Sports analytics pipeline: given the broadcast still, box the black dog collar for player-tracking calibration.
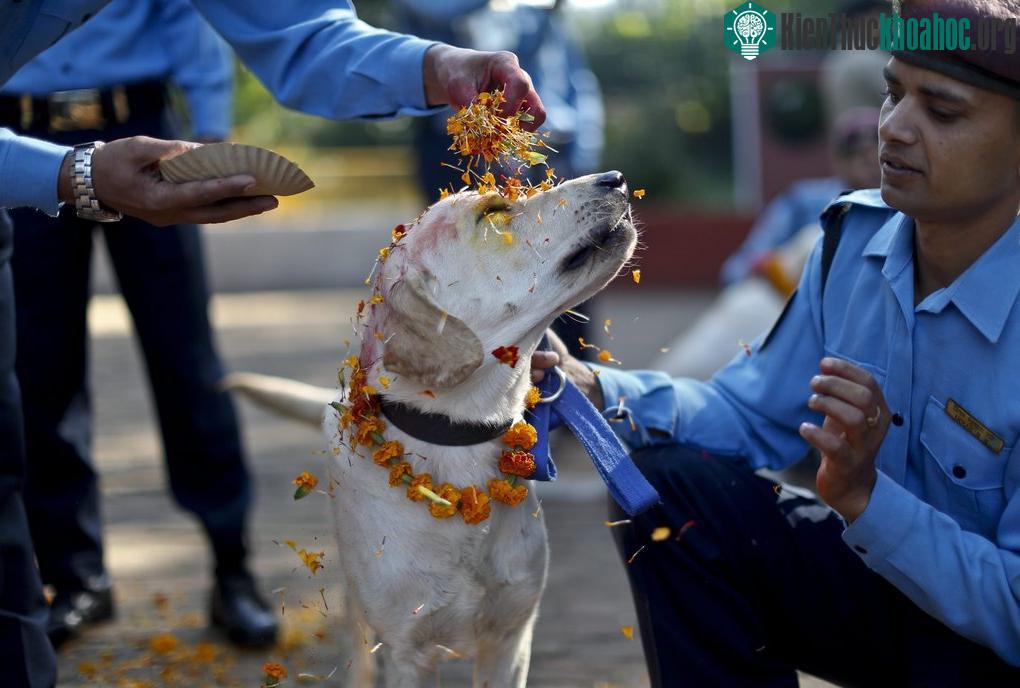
[378,397,514,447]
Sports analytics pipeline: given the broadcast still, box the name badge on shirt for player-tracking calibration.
[945,399,1004,454]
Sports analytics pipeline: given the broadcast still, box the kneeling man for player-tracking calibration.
[537,1,1020,684]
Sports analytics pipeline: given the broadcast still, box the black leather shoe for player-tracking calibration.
[47,574,115,649]
[210,572,278,647]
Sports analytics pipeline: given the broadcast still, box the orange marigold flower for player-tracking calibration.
[525,385,541,409]
[499,450,536,478]
[428,483,461,519]
[502,421,538,450]
[373,440,404,466]
[598,349,614,363]
[292,471,318,490]
[149,633,179,654]
[407,473,433,502]
[296,548,325,575]
[388,461,413,487]
[488,478,529,507]
[491,345,520,368]
[263,662,288,680]
[350,394,379,423]
[292,471,319,500]
[354,416,386,446]
[459,485,491,525]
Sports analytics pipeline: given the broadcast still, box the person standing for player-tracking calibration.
[0,0,278,649]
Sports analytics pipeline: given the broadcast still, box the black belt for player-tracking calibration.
[0,80,166,133]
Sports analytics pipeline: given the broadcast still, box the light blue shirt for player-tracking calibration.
[2,0,234,140]
[0,0,438,215]
[720,177,846,285]
[596,189,1020,665]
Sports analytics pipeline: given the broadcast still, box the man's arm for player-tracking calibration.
[0,129,70,215]
[159,0,234,141]
[189,0,544,124]
[842,471,1020,665]
[542,237,831,472]
[0,129,276,224]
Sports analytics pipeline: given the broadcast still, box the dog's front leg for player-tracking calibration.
[473,606,538,688]
[379,645,435,688]
[340,585,377,688]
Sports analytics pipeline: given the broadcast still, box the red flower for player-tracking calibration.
[491,345,520,368]
[499,450,536,478]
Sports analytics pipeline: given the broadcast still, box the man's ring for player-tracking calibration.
[865,406,881,428]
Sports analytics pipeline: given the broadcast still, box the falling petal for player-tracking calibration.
[651,527,671,541]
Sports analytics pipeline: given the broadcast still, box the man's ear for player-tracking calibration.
[382,270,483,388]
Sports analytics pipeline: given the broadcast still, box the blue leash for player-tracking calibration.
[526,338,660,516]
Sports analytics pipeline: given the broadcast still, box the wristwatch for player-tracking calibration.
[71,141,122,222]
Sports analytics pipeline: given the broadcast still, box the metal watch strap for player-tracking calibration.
[72,141,122,222]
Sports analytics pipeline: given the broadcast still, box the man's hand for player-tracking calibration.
[530,329,604,409]
[422,44,546,130]
[59,137,279,226]
[799,357,891,523]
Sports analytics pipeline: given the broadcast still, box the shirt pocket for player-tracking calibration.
[919,396,1008,534]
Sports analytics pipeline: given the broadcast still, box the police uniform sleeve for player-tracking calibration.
[0,128,70,215]
[594,233,828,471]
[843,453,1020,665]
[160,0,234,141]
[190,0,441,120]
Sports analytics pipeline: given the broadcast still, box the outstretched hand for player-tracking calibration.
[422,44,546,130]
[799,357,891,522]
[60,137,279,226]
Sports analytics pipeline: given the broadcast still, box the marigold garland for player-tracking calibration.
[502,421,537,450]
[333,355,540,525]
[499,449,537,478]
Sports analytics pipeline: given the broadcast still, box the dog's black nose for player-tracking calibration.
[595,170,626,189]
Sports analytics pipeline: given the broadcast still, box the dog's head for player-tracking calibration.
[366,171,637,396]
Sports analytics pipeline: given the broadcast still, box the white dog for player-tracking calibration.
[228,171,636,687]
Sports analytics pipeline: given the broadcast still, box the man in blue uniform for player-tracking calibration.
[0,0,260,650]
[534,0,1020,683]
[0,1,545,684]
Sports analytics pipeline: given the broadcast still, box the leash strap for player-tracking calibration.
[529,340,660,516]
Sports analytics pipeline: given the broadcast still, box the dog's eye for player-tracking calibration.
[478,202,511,222]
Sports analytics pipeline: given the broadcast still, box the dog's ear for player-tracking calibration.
[383,271,483,388]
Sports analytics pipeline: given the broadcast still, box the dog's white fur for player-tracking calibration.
[229,173,635,687]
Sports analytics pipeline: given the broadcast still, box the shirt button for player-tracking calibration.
[952,465,967,479]
[891,412,904,426]
[854,545,868,554]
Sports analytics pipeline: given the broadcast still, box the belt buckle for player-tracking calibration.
[48,88,104,131]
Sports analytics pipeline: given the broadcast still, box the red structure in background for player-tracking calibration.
[613,207,753,287]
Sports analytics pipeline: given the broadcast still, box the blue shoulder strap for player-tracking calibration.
[819,188,889,294]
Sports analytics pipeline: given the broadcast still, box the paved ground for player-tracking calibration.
[51,287,835,687]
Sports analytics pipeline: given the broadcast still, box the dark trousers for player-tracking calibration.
[610,443,1020,687]
[9,113,250,589]
[0,211,57,686]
